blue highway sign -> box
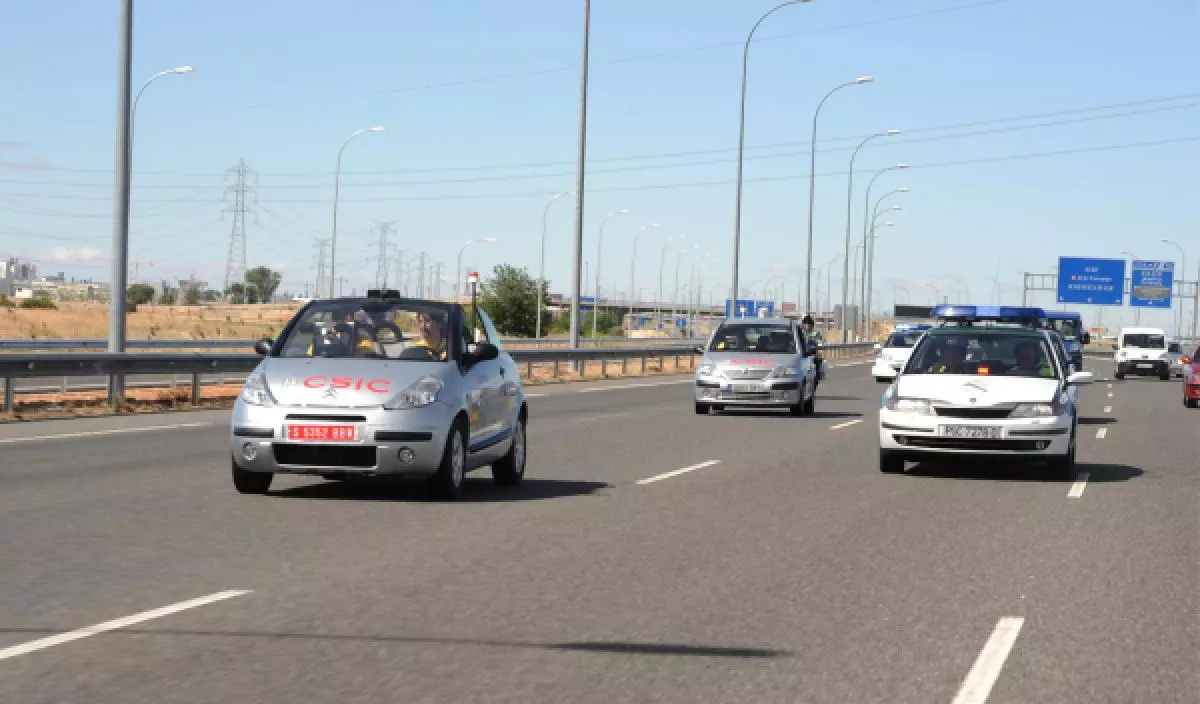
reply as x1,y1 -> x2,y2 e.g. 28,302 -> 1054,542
1056,257 -> 1124,305
1130,260 -> 1174,308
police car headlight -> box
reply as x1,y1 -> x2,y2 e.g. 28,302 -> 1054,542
1011,400 -> 1062,418
885,397 -> 934,415
697,362 -> 715,376
769,365 -> 797,378
383,376 -> 442,410
240,371 -> 275,407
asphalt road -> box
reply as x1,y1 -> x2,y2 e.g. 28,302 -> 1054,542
0,358 -> 1194,703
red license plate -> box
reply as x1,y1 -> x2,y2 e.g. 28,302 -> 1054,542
285,424 -> 359,442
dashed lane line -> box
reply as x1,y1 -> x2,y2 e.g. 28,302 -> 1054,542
1103,406 -> 1113,413
829,419 -> 863,430
0,422 -> 217,445
951,617 -> 1025,704
1068,471 -> 1091,499
635,459 -> 722,485
1096,427 -> 1107,439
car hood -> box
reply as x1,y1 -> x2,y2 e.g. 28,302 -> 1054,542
258,357 -> 446,407
880,347 -> 915,361
894,374 -> 1061,405
704,351 -> 797,365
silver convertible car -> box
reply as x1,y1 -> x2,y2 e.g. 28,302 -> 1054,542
230,294 -> 527,500
693,317 -> 819,415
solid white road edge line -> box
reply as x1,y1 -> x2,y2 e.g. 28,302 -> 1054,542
1068,471 -> 1090,499
951,617 -> 1025,704
1096,427 -> 1107,439
0,421 -> 216,445
1103,406 -> 1113,413
829,419 -> 863,430
636,459 -> 721,485
577,380 -> 692,394
0,590 -> 251,662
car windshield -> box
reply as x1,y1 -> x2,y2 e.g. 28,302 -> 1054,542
885,332 -> 923,348
1050,319 -> 1081,338
906,333 -> 1058,378
708,324 -> 796,353
1123,333 -> 1165,349
277,300 -> 453,361
1168,342 -> 1182,354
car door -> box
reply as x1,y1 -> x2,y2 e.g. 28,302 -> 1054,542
453,315 -> 490,452
793,323 -> 814,393
467,310 -> 508,459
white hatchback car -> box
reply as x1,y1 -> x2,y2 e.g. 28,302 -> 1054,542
872,324 -> 930,382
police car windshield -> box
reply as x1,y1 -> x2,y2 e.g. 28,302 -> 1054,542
708,324 -> 796,354
1122,333 -> 1165,349
886,332 -> 922,348
278,300 -> 453,360
906,333 -> 1059,378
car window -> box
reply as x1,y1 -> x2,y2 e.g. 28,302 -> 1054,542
885,332 -> 922,348
277,300 -> 452,361
905,333 -> 1058,378
477,309 -> 502,348
1168,342 -> 1182,354
707,324 -> 797,354
1122,333 -> 1165,349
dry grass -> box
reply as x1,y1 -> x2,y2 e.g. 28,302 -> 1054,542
0,302 -> 299,341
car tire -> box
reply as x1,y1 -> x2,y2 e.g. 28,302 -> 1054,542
1049,430 -> 1076,481
1187,398 -> 1198,409
875,377 -> 889,383
492,413 -> 527,487
695,402 -> 710,415
802,386 -> 815,415
429,421 -> 467,500
1160,370 -> 1171,381
879,450 -> 904,474
231,460 -> 273,495
1114,371 -> 1124,380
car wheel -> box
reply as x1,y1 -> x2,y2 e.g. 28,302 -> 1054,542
231,460 -> 273,495
874,377 -> 889,383
429,421 -> 467,500
1187,398 -> 1198,409
492,413 -> 527,487
1160,370 -> 1171,381
802,386 -> 815,415
695,402 -> 710,415
879,450 -> 904,474
1049,431 -> 1076,481
1114,372 -> 1124,380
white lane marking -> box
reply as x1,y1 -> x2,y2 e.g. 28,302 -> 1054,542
636,459 -> 721,485
0,421 -> 216,445
1103,406 -> 1112,413
951,617 -> 1025,704
829,419 -> 863,430
1107,383 -> 1113,389
1106,392 -> 1113,398
0,590 -> 250,662
525,393 -> 547,398
1095,427 -> 1107,439
573,411 -> 633,423
1068,471 -> 1090,499
577,379 -> 692,394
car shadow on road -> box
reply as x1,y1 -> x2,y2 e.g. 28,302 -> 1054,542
269,477 -> 612,503
904,459 -> 1143,484
1078,417 -> 1117,425
714,409 -> 862,420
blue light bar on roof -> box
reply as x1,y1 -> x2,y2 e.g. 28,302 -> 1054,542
1044,311 -> 1082,321
894,323 -> 931,331
931,304 -> 1047,324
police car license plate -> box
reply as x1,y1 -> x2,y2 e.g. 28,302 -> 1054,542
726,382 -> 765,393
1137,363 -> 1154,369
939,425 -> 1001,439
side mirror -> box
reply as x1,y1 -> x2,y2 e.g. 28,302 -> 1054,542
1066,370 -> 1095,385
1081,332 -> 1091,345
254,338 -> 273,356
469,342 -> 500,362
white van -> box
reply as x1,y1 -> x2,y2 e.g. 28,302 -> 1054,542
1113,326 -> 1170,380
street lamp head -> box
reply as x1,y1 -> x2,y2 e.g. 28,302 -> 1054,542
890,206 -> 902,211
481,237 -> 499,243
883,222 -> 895,227
171,66 -> 194,74
366,126 -> 386,133
617,209 -> 630,215
886,129 -> 901,135
855,75 -> 875,84
895,163 -> 910,169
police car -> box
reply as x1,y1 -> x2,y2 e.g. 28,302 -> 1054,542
1045,311 -> 1090,371
878,305 -> 1095,480
871,323 -> 931,382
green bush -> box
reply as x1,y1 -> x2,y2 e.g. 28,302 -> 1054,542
0,295 -> 14,308
19,295 -> 58,310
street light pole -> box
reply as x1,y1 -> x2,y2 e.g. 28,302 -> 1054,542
860,167 -> 908,332
1120,250 -> 1141,325
864,199 -> 904,335
536,192 -> 568,339
629,223 -> 661,327
659,235 -> 685,323
457,237 -> 499,302
330,125 -> 384,297
1161,239 -> 1186,337
732,0 -> 811,319
593,209 -> 629,339
805,76 -> 873,315
841,129 -> 899,340
569,0 -> 592,351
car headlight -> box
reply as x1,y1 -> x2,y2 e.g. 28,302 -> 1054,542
240,372 -> 275,407
383,376 -> 443,410
884,396 -> 934,415
770,365 -> 797,378
1011,399 -> 1063,418
697,362 -> 715,376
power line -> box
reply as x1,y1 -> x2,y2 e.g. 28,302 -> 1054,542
11,91 -> 1197,183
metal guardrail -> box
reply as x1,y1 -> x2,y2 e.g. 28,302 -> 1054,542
0,337 -> 693,352
0,342 -> 876,412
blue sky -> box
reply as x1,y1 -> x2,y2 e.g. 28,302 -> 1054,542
2,0 -> 1197,332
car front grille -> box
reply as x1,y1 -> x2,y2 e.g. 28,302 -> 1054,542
273,444 -> 377,468
897,437 -> 1042,452
934,406 -> 1013,419
722,368 -> 771,380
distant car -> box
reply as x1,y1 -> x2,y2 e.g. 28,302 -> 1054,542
878,305 -> 1094,480
1113,326 -> 1171,380
1045,311 -> 1090,370
229,294 -> 527,500
1167,341 -> 1186,378
871,324 -> 930,382
1182,347 -> 1200,408
694,317 -> 818,415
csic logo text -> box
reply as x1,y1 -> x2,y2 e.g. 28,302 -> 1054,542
303,376 -> 391,394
